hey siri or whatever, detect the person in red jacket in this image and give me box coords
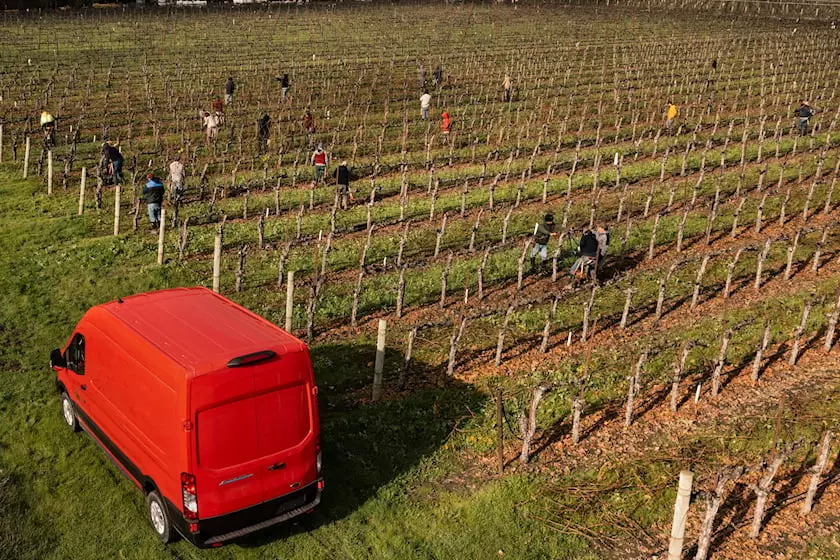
[440,111,452,144]
[310,143,328,184]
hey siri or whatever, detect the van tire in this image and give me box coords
[60,392,80,433]
[146,491,174,543]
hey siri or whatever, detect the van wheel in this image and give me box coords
[60,393,80,433]
[146,491,173,544]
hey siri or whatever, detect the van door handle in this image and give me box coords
[268,462,286,471]
[80,384,87,391]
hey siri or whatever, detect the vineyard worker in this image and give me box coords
[257,113,272,154]
[503,74,512,102]
[278,73,290,99]
[570,229,599,281]
[40,110,56,129]
[303,109,316,148]
[665,102,678,134]
[335,161,353,210]
[311,143,328,184]
[433,65,443,88]
[420,90,432,120]
[143,174,165,230]
[530,213,557,273]
[102,140,124,184]
[595,226,610,274]
[225,77,235,105]
[440,111,453,144]
[211,96,224,117]
[40,110,56,148]
[797,102,814,136]
[202,110,220,144]
[168,155,185,201]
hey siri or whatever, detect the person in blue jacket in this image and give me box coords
[143,174,165,230]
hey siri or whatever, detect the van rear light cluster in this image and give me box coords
[316,444,322,474]
[180,472,199,521]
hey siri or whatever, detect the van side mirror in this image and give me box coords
[50,348,66,369]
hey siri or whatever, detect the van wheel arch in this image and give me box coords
[142,478,157,495]
[59,391,80,433]
[145,489,174,544]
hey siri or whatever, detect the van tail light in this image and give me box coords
[180,472,199,521]
[316,444,322,474]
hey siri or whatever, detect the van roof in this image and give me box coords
[96,287,306,373]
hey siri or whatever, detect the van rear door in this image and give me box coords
[251,349,317,502]
[193,370,265,518]
[193,350,316,518]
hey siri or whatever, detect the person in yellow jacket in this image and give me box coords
[665,102,678,134]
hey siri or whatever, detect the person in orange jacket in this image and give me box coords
[440,111,452,144]
[665,102,678,134]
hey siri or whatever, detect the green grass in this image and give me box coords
[0,168,590,559]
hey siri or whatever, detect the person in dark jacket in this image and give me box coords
[433,65,443,88]
[225,77,235,105]
[570,229,600,281]
[143,174,165,230]
[101,141,124,184]
[257,113,271,154]
[797,101,814,136]
[335,161,353,210]
[278,74,290,99]
[530,213,556,272]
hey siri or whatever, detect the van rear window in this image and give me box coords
[197,399,259,470]
[197,385,311,469]
[255,384,310,456]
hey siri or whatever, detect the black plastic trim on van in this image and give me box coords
[74,403,144,486]
[226,350,277,368]
[201,480,321,544]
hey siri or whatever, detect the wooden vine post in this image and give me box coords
[212,227,222,293]
[667,470,694,560]
[372,319,387,401]
[113,184,121,236]
[156,209,166,265]
[78,167,87,216]
[284,271,295,332]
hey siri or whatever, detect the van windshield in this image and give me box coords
[197,383,311,470]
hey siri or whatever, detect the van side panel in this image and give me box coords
[84,310,186,507]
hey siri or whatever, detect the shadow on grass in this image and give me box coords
[235,342,487,548]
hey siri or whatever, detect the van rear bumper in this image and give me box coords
[169,479,322,547]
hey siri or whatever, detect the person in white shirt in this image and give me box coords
[420,90,432,120]
[168,155,185,200]
[202,111,220,144]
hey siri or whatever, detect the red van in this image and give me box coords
[49,287,323,547]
